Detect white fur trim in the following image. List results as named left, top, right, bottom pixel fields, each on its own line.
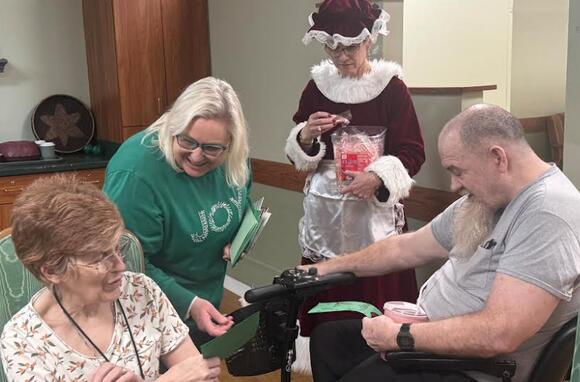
left=312, top=59, right=403, bottom=104
left=303, top=9, right=390, bottom=48
left=292, top=334, right=312, bottom=375
left=285, top=122, right=326, bottom=172
left=365, top=155, right=414, bottom=206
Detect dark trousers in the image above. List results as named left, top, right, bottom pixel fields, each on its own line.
left=310, top=319, right=476, bottom=382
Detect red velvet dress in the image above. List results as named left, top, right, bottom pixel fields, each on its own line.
left=290, top=60, right=425, bottom=336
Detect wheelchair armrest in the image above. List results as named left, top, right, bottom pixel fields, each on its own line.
left=385, top=352, right=516, bottom=381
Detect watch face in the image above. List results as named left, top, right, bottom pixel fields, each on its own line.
left=397, top=325, right=415, bottom=351
left=398, top=335, right=414, bottom=349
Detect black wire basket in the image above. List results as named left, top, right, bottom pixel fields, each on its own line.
left=226, top=299, right=296, bottom=376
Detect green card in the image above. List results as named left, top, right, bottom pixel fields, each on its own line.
left=308, top=301, right=383, bottom=318
left=230, top=204, right=260, bottom=266
left=201, top=311, right=260, bottom=359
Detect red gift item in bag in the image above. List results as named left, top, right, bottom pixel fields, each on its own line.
left=332, top=126, right=385, bottom=190
left=340, top=153, right=372, bottom=179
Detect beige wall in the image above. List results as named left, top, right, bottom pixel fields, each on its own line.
left=563, top=0, right=580, bottom=186
left=510, top=0, right=569, bottom=118
left=382, top=1, right=404, bottom=63
left=208, top=0, right=325, bottom=163
left=0, top=0, right=90, bottom=141
left=402, top=0, right=512, bottom=109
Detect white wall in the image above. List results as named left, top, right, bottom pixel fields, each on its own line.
left=510, top=0, right=569, bottom=118
left=402, top=0, right=512, bottom=108
left=563, top=0, right=580, bottom=186
left=0, top=0, right=90, bottom=141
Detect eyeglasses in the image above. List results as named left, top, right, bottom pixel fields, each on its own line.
left=74, top=240, right=130, bottom=273
left=175, top=134, right=228, bottom=157
left=324, top=43, right=363, bottom=58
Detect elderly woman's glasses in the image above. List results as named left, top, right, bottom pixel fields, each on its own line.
left=74, top=241, right=130, bottom=272
left=175, top=134, right=228, bottom=157
left=324, top=43, right=362, bottom=57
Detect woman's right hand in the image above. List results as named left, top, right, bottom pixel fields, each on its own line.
left=190, top=297, right=234, bottom=336
left=161, top=355, right=221, bottom=381
left=301, top=111, right=349, bottom=143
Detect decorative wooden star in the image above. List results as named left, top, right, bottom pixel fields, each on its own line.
left=40, top=103, right=85, bottom=147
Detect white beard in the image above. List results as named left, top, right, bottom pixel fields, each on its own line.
left=452, top=197, right=496, bottom=258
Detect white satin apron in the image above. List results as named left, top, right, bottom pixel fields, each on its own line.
left=299, top=160, right=405, bottom=262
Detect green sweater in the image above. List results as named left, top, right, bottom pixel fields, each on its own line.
left=103, top=131, right=251, bottom=317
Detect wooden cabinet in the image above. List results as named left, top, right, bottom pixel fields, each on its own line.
left=0, top=169, right=105, bottom=230
left=82, top=0, right=211, bottom=143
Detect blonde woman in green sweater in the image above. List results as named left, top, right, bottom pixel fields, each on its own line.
left=104, top=77, right=252, bottom=346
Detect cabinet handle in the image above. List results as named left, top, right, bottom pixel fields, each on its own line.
left=81, top=180, right=101, bottom=185
left=2, top=187, right=24, bottom=193
left=157, top=97, right=162, bottom=114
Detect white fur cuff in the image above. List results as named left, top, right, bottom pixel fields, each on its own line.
left=285, top=122, right=326, bottom=172
left=366, top=155, right=414, bottom=206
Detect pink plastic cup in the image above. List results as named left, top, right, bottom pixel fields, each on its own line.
left=383, top=301, right=429, bottom=323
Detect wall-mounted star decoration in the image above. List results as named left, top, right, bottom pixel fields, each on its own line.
left=40, top=103, right=85, bottom=147
left=32, top=95, right=95, bottom=153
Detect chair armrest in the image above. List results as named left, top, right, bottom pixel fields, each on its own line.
left=385, top=352, right=516, bottom=382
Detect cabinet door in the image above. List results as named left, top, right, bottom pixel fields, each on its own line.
left=0, top=169, right=106, bottom=230
left=162, top=0, right=211, bottom=104
left=0, top=204, right=11, bottom=230
left=113, top=0, right=167, bottom=127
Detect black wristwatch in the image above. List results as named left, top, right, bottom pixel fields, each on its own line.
left=396, top=323, right=415, bottom=351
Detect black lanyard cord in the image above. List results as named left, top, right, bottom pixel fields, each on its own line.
left=53, top=288, right=145, bottom=379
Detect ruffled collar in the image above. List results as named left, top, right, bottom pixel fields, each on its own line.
left=311, top=59, right=403, bottom=104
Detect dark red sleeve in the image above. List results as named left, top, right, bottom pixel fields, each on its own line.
left=384, top=77, right=425, bottom=177
left=293, top=80, right=318, bottom=124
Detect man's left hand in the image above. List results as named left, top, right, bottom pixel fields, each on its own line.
left=340, top=171, right=382, bottom=199
left=361, top=315, right=398, bottom=352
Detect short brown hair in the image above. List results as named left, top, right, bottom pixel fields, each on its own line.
left=11, top=174, right=124, bottom=281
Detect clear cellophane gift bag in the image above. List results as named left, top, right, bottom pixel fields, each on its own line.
left=331, top=126, right=386, bottom=191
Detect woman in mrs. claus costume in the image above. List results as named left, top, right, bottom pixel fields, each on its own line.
left=284, top=0, right=425, bottom=372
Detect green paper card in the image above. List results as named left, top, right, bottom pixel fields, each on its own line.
left=201, top=311, right=260, bottom=359
left=308, top=301, right=382, bottom=318
left=230, top=204, right=259, bottom=266
left=230, top=197, right=270, bottom=267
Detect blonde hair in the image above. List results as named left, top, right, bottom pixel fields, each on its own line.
left=143, top=77, right=250, bottom=188
left=10, top=174, right=124, bottom=282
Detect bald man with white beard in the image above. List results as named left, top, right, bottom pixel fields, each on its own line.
left=307, top=104, right=580, bottom=382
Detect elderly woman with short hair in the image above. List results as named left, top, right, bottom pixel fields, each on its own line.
left=103, top=76, right=252, bottom=345
left=0, top=175, right=220, bottom=381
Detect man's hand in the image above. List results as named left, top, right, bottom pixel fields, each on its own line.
left=162, top=355, right=221, bottom=382
left=361, top=315, right=398, bottom=352
left=189, top=298, right=234, bottom=336
left=340, top=171, right=382, bottom=199
left=89, top=363, right=144, bottom=382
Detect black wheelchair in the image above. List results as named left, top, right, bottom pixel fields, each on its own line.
left=225, top=267, right=355, bottom=382
left=225, top=267, right=577, bottom=382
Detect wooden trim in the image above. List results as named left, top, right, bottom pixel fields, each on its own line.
left=520, top=116, right=547, bottom=134
left=252, top=158, right=305, bottom=193
left=409, top=85, right=497, bottom=95
left=251, top=158, right=458, bottom=222
left=0, top=227, right=11, bottom=239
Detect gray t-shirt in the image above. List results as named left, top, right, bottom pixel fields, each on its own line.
left=421, top=165, right=580, bottom=382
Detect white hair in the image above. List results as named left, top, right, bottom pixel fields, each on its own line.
left=143, top=77, right=249, bottom=188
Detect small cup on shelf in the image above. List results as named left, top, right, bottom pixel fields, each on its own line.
left=39, top=142, right=56, bottom=159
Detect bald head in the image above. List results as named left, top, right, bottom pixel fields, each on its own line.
left=440, top=104, right=527, bottom=151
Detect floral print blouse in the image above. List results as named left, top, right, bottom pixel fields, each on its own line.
left=0, top=272, right=189, bottom=381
